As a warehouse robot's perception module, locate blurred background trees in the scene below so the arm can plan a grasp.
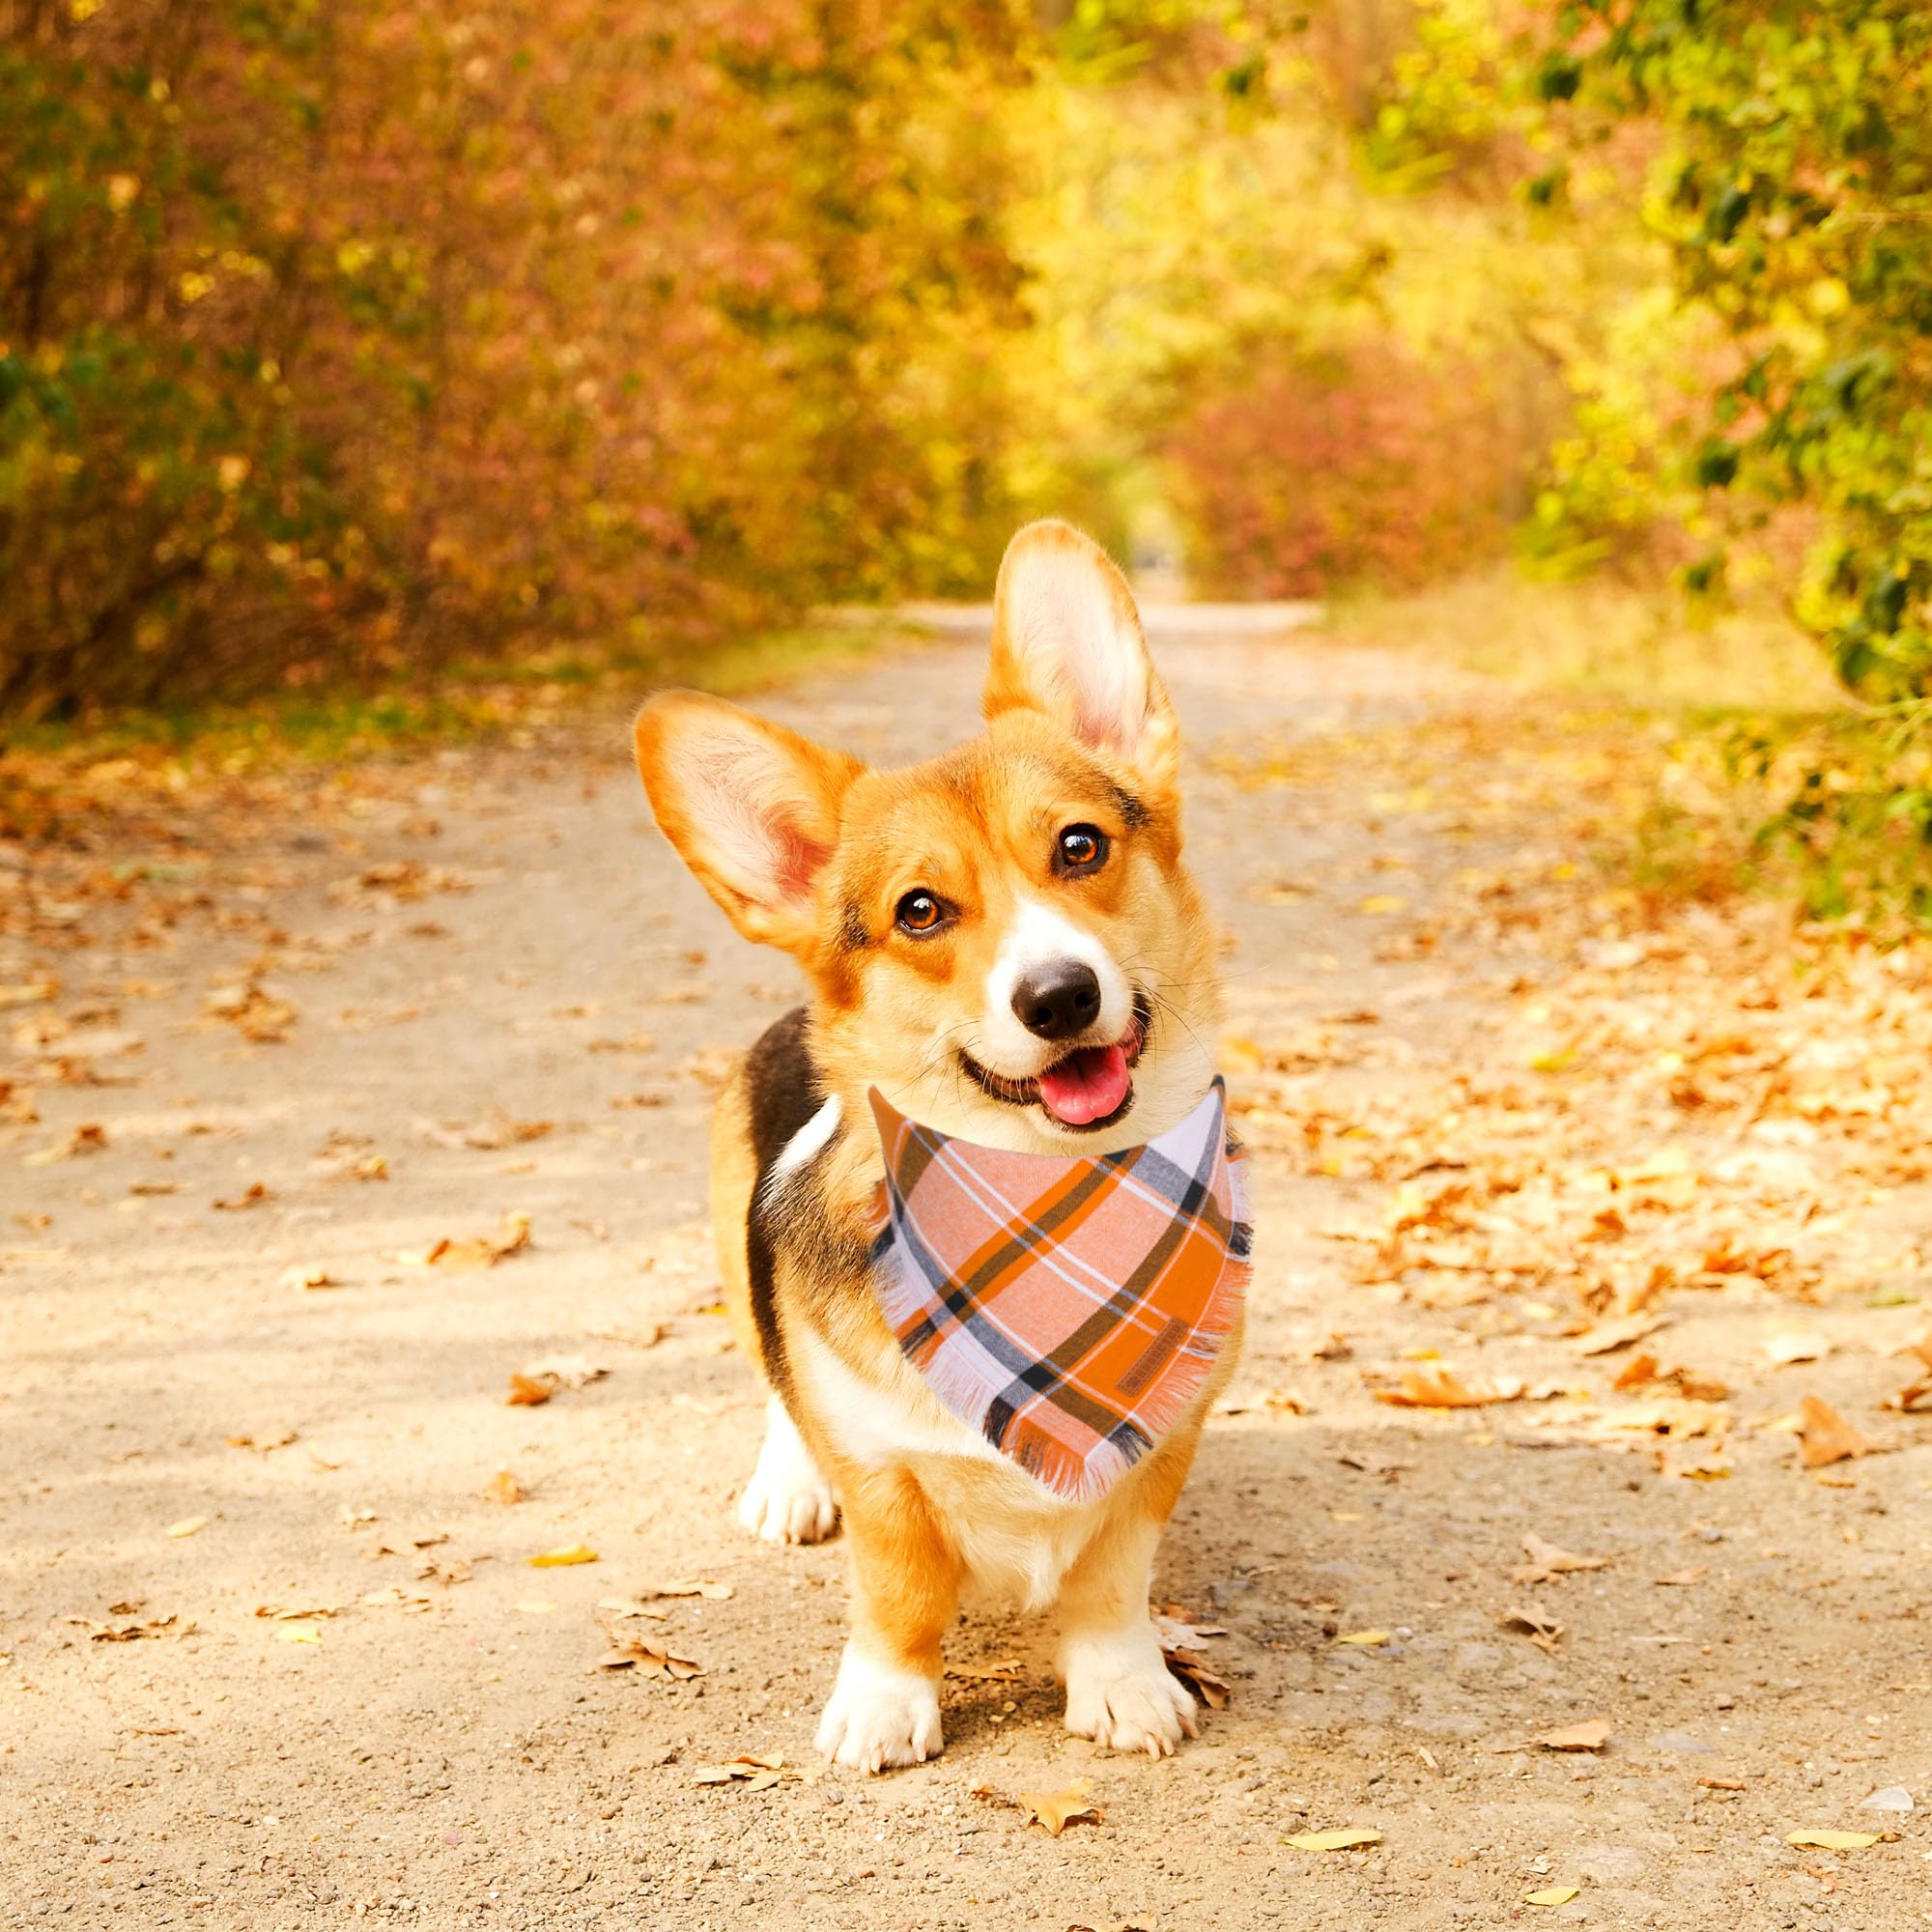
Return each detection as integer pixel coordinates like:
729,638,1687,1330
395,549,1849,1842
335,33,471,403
5,0,1929,724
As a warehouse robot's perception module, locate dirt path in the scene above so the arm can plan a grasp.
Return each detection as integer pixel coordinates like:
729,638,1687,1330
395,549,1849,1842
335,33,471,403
4,622,1927,1930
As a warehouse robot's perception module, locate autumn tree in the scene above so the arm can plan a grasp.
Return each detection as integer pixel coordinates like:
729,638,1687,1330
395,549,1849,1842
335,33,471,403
0,0,1031,716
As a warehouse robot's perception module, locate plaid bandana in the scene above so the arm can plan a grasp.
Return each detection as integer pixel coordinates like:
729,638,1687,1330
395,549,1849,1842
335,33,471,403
867,1080,1250,1503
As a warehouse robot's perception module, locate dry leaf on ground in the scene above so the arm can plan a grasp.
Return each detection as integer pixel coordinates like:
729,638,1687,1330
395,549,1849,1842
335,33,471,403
417,1113,554,1151
643,1578,732,1601
484,1469,526,1504
692,1752,795,1791
1500,1605,1563,1650
1797,1396,1889,1470
596,1640,702,1679
164,1515,208,1539
1511,1534,1609,1585
279,1263,336,1292
1784,1831,1883,1851
1284,1828,1383,1852
519,1353,608,1390
1537,1719,1608,1751
528,1544,597,1568
77,1608,184,1641
1163,1649,1231,1709
946,1656,1023,1682
213,1182,271,1212
1375,1368,1521,1409
1524,1887,1580,1906
25,1123,108,1166
505,1373,552,1406
1574,1313,1666,1357
1763,1332,1830,1367
400,1210,531,1270
1654,1566,1708,1587
1014,1779,1101,1836
1334,1629,1391,1647
360,1586,433,1613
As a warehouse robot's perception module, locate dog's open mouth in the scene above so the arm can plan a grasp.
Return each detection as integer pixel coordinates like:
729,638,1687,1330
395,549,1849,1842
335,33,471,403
960,993,1151,1132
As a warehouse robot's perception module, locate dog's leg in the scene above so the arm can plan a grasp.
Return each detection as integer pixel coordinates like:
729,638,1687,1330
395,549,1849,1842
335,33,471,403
738,1395,839,1545
1056,1453,1201,1758
814,1466,959,1772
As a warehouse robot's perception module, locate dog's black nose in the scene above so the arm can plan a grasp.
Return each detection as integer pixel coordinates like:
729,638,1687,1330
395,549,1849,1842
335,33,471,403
1012,959,1102,1042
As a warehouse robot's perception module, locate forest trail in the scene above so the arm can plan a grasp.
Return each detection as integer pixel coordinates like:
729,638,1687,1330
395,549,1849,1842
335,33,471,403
5,618,1928,1930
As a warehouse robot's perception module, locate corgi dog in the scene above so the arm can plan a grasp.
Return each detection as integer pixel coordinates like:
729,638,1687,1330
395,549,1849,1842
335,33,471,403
633,521,1236,1771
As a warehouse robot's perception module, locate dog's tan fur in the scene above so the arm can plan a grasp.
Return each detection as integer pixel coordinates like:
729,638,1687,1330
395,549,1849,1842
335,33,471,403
636,522,1235,1769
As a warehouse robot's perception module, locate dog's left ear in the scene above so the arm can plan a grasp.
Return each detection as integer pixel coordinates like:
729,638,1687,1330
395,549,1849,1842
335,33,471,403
984,520,1179,799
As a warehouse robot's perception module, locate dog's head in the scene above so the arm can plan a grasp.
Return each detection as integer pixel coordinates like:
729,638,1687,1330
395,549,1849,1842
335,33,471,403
635,521,1217,1151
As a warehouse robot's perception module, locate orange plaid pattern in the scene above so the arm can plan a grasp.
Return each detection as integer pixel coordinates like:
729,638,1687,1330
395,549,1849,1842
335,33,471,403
867,1080,1249,1501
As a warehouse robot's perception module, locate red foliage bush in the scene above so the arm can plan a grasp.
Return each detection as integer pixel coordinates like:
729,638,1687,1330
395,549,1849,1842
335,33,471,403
1165,338,1534,599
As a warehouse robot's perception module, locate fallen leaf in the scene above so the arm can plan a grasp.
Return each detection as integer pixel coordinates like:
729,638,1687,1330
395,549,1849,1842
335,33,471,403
1524,1886,1580,1906
1612,1351,1661,1390
1797,1396,1889,1470
212,1181,271,1211
274,1622,323,1645
519,1353,608,1390
417,1112,555,1151
1334,1629,1391,1646
646,1578,732,1601
505,1375,552,1406
1763,1331,1831,1368
367,1529,448,1557
1654,1566,1708,1587
483,1469,526,1505
79,1610,183,1641
691,1752,795,1789
278,1263,336,1292
1698,1776,1747,1792
1538,1719,1609,1751
1783,1830,1882,1851
26,1122,108,1165
254,1603,339,1621
528,1544,598,1568
1163,1650,1232,1708
1511,1534,1610,1585
1883,1373,1932,1414
361,1586,434,1613
596,1639,703,1680
1016,1779,1102,1836
401,1210,530,1270
1575,1313,1667,1356
164,1516,208,1540
1500,1605,1563,1650
1284,1828,1383,1852
597,1597,671,1622
1375,1369,1520,1409
946,1656,1024,1682
1858,1785,1914,1814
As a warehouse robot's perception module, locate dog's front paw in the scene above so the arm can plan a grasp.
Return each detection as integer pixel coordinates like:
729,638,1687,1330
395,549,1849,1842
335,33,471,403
738,1398,838,1545
1062,1628,1200,1759
813,1647,943,1773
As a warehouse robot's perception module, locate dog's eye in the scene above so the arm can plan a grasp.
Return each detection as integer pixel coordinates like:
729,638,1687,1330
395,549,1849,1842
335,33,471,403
895,891,950,936
1055,824,1108,873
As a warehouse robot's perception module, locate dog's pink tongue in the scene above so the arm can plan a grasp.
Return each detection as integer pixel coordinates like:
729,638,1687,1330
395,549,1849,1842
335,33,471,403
1037,1043,1131,1126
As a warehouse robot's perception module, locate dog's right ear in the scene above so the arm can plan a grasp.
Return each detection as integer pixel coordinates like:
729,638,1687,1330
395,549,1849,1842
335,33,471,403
634,691,863,952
